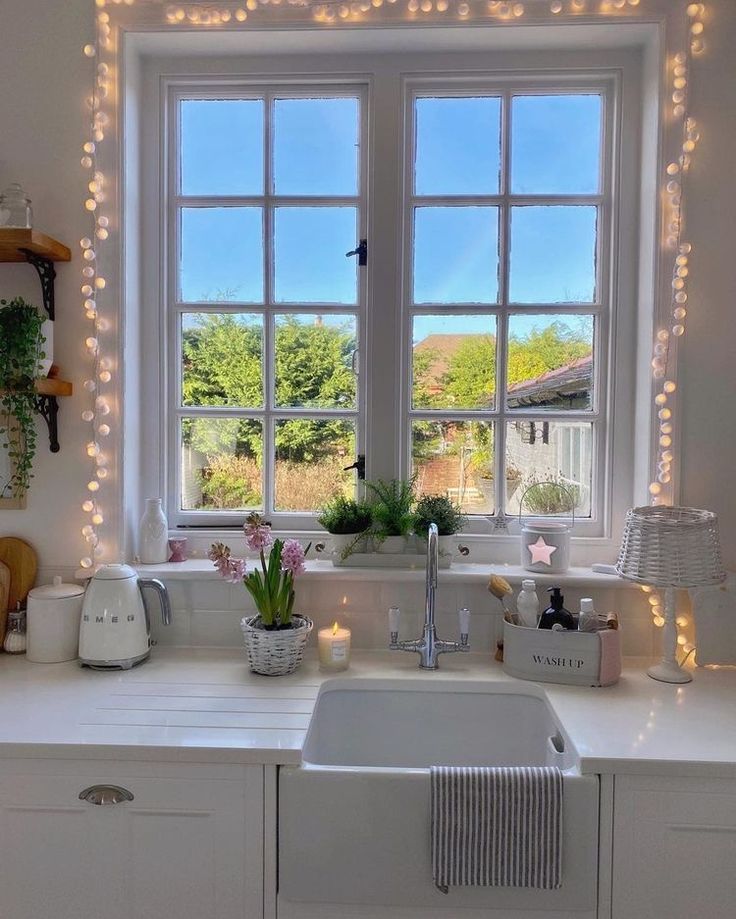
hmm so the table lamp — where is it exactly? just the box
[616,506,725,683]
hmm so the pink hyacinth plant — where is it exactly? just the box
[210,513,310,629]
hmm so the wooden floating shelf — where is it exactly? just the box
[0,228,71,263]
[34,378,73,398]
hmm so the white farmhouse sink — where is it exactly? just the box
[302,679,571,770]
[280,680,599,919]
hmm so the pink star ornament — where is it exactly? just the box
[528,535,558,566]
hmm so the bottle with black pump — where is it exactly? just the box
[537,587,576,631]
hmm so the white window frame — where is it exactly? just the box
[136,43,640,554]
[164,78,369,529]
[401,74,618,537]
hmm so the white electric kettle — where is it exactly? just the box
[79,564,171,669]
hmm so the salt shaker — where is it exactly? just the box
[4,605,27,654]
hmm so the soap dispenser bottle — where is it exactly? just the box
[538,587,576,631]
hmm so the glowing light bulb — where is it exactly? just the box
[673,307,687,321]
[666,162,680,175]
[86,337,99,351]
[98,424,110,436]
[85,198,97,212]
[662,450,674,462]
[655,394,667,406]
[95,277,106,289]
[99,370,112,383]
[83,249,96,261]
[407,0,419,10]
[421,0,432,10]
[83,43,96,57]
[437,0,448,9]
[96,467,108,479]
[658,408,672,420]
[82,499,95,512]
[83,380,97,393]
[82,266,95,278]
[235,8,248,19]
[660,435,673,447]
[92,513,104,525]
[96,227,109,240]
[81,156,93,169]
[672,324,685,337]
[458,1,470,15]
[663,380,677,394]
[512,2,524,15]
[649,482,662,496]
[550,0,562,11]
[80,557,93,569]
[82,410,95,422]
[653,616,665,627]
[87,481,100,492]
[96,399,110,415]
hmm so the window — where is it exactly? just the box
[170,88,366,523]
[155,58,627,537]
[406,86,606,525]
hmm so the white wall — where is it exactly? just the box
[0,0,735,573]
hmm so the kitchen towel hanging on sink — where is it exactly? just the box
[430,765,563,892]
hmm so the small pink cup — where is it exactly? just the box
[168,537,188,563]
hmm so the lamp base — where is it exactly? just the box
[647,660,692,684]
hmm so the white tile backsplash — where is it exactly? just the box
[149,573,656,656]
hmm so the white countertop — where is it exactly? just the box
[0,649,734,777]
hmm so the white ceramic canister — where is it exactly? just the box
[26,576,85,663]
[139,497,169,564]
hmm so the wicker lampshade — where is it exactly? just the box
[616,506,725,589]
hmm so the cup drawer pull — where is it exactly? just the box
[79,784,134,805]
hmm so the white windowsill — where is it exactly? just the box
[133,558,634,588]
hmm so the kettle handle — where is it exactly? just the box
[138,578,172,627]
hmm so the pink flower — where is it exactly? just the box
[244,513,273,553]
[208,542,246,583]
[281,539,306,576]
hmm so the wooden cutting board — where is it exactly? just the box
[0,537,37,642]
[0,561,10,645]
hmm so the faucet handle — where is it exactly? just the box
[458,607,470,647]
[388,606,400,644]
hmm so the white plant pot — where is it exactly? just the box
[416,534,458,564]
[328,533,366,561]
[521,521,571,574]
[375,535,407,554]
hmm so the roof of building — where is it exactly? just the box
[507,353,593,407]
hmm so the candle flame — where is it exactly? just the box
[332,621,339,636]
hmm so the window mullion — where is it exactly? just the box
[494,89,513,522]
[264,91,275,518]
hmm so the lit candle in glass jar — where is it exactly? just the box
[318,621,351,671]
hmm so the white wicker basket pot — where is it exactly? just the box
[240,615,314,676]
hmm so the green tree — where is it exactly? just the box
[507,320,592,386]
[443,335,496,408]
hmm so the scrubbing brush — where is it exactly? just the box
[488,574,515,661]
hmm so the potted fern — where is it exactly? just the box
[317,495,373,561]
[413,493,467,563]
[366,478,416,553]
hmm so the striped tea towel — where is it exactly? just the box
[430,765,563,892]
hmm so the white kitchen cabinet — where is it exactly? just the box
[0,759,264,919]
[612,774,736,919]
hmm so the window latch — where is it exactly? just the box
[343,454,366,480]
[345,239,368,266]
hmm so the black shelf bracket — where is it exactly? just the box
[18,248,56,320]
[34,394,60,453]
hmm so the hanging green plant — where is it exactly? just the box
[0,297,46,499]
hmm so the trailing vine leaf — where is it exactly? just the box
[0,297,45,499]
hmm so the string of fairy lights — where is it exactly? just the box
[78,0,707,657]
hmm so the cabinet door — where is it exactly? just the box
[0,764,263,919]
[0,772,126,919]
[612,774,736,919]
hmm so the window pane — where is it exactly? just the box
[181,313,263,408]
[505,420,593,517]
[414,206,499,304]
[509,206,596,303]
[181,417,263,511]
[511,94,601,194]
[274,207,357,303]
[507,314,594,411]
[180,99,264,196]
[412,314,496,410]
[180,207,263,303]
[412,421,495,515]
[273,97,359,196]
[415,96,501,195]
[274,419,355,512]
[275,314,356,409]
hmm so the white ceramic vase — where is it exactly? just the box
[375,535,407,554]
[139,498,169,564]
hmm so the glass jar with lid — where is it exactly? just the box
[0,183,33,229]
[3,606,27,654]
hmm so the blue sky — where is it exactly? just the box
[178,93,601,326]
